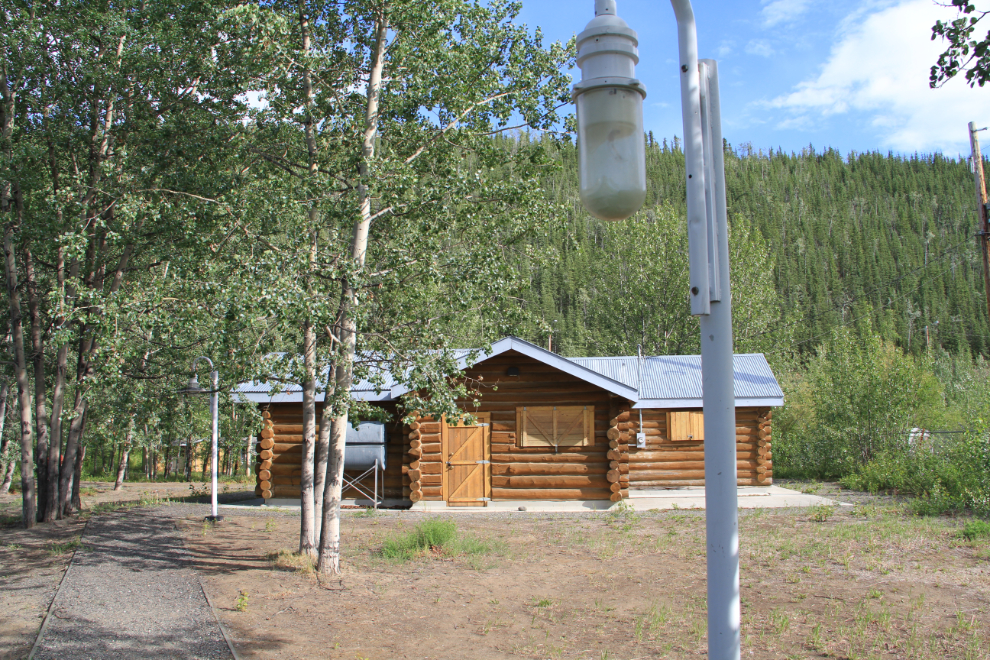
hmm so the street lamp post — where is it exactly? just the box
[575,2,740,659]
[179,356,223,523]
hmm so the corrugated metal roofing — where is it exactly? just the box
[233,337,783,407]
[569,354,783,403]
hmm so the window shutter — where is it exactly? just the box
[667,411,704,441]
[517,406,594,448]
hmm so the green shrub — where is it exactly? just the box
[839,430,990,518]
[960,520,990,541]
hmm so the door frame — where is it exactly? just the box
[441,412,491,506]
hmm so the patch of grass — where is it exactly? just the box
[809,503,837,522]
[265,549,316,574]
[46,538,85,556]
[235,590,249,612]
[353,507,380,518]
[959,520,990,541]
[533,597,553,608]
[376,518,498,561]
[139,491,172,507]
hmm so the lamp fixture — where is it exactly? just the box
[573,0,647,221]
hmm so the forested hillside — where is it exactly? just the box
[513,135,990,361]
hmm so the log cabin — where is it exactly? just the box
[234,336,783,507]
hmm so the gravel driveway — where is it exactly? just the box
[31,508,233,660]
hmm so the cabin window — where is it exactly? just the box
[516,406,594,448]
[667,411,704,441]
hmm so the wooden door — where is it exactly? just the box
[442,413,491,507]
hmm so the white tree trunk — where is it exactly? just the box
[317,12,388,576]
[299,319,318,558]
[113,423,134,491]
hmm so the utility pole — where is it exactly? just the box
[969,121,990,321]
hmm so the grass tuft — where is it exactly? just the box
[376,518,500,561]
[265,549,316,574]
[46,538,85,556]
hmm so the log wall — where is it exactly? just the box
[252,352,775,502]
[253,402,405,501]
[414,350,618,502]
[618,406,773,488]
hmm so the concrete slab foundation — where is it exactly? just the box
[221,486,841,513]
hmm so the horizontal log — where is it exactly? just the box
[269,465,300,476]
[261,428,274,439]
[421,443,441,454]
[421,486,442,499]
[629,479,706,487]
[409,480,422,492]
[408,469,422,481]
[259,449,273,460]
[492,463,607,476]
[259,479,272,490]
[492,432,516,443]
[606,470,620,483]
[407,447,422,458]
[492,475,610,489]
[490,453,607,463]
[408,459,421,470]
[492,487,612,500]
[422,474,442,486]
[630,451,704,462]
[609,482,621,493]
[409,430,421,441]
[609,439,618,449]
[491,445,605,455]
[617,421,662,430]
[610,491,622,502]
[610,412,630,426]
[421,463,442,475]
[410,490,423,502]
[607,427,621,441]
[258,459,272,471]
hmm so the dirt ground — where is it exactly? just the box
[182,501,990,660]
[0,479,253,659]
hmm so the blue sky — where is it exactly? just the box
[514,0,990,158]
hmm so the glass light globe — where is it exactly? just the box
[577,86,646,221]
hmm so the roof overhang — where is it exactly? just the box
[633,396,785,409]
[386,336,639,401]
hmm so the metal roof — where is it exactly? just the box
[233,336,783,408]
[570,354,783,408]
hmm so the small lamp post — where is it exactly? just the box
[179,356,223,522]
[575,2,741,659]
[572,0,647,221]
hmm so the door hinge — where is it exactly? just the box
[477,497,491,501]
[476,460,490,464]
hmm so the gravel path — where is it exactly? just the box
[31,508,233,660]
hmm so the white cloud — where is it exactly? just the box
[761,0,812,27]
[769,0,990,153]
[745,40,774,58]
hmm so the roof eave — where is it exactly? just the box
[632,396,784,409]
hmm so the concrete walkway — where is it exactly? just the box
[31,509,233,660]
[229,485,841,514]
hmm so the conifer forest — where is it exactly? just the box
[1,0,989,534]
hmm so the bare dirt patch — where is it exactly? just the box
[183,504,990,659]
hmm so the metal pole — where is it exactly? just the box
[968,122,990,322]
[669,2,740,658]
[210,370,221,521]
[670,0,710,316]
[699,59,741,660]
